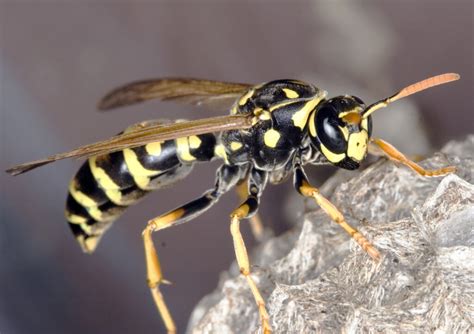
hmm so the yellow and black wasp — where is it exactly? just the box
[7,73,460,333]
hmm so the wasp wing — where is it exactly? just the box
[98,78,252,111]
[6,114,252,176]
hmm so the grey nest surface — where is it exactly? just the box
[188,136,474,334]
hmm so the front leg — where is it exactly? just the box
[370,138,455,177]
[294,165,380,261]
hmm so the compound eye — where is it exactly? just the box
[315,105,347,154]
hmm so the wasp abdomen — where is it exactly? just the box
[65,132,216,253]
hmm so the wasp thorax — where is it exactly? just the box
[309,96,372,170]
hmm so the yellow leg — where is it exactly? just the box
[142,193,220,333]
[235,181,266,241]
[230,203,272,334]
[371,138,456,177]
[143,209,183,334]
[295,167,380,261]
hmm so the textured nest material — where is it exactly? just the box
[188,136,474,334]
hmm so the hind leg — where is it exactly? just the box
[142,164,243,333]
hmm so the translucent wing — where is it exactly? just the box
[98,78,252,111]
[6,114,252,176]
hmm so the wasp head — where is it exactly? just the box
[308,95,372,170]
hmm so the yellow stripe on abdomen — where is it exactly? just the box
[123,148,161,189]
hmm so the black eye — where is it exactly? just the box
[315,105,347,154]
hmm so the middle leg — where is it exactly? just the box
[229,168,272,333]
[142,164,244,333]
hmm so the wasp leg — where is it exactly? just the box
[235,179,267,242]
[142,164,243,334]
[294,165,381,261]
[370,138,455,177]
[230,169,272,333]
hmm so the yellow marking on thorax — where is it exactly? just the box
[145,142,162,156]
[282,88,299,98]
[264,128,281,148]
[269,99,297,112]
[252,107,272,125]
[176,137,196,162]
[239,89,254,106]
[68,181,104,221]
[347,131,368,161]
[123,148,161,189]
[320,144,345,163]
[188,135,202,149]
[230,141,243,151]
[214,144,229,163]
[89,157,123,205]
[292,97,324,130]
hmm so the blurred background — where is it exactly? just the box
[1,1,472,333]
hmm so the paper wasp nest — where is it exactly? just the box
[188,136,474,333]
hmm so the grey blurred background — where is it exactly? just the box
[1,1,472,333]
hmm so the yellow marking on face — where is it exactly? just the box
[214,144,228,163]
[145,142,162,156]
[308,111,317,137]
[176,137,196,162]
[361,118,369,131]
[338,126,350,141]
[230,141,243,151]
[238,89,254,106]
[263,128,281,148]
[282,88,299,99]
[188,135,202,149]
[88,157,123,205]
[66,212,88,224]
[123,148,160,189]
[320,143,345,163]
[347,131,368,161]
[339,108,362,124]
[291,97,323,130]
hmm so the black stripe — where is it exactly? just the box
[94,151,136,189]
[66,194,96,226]
[68,221,90,238]
[189,133,216,161]
[132,140,180,171]
[73,162,109,206]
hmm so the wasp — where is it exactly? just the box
[7,73,459,333]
